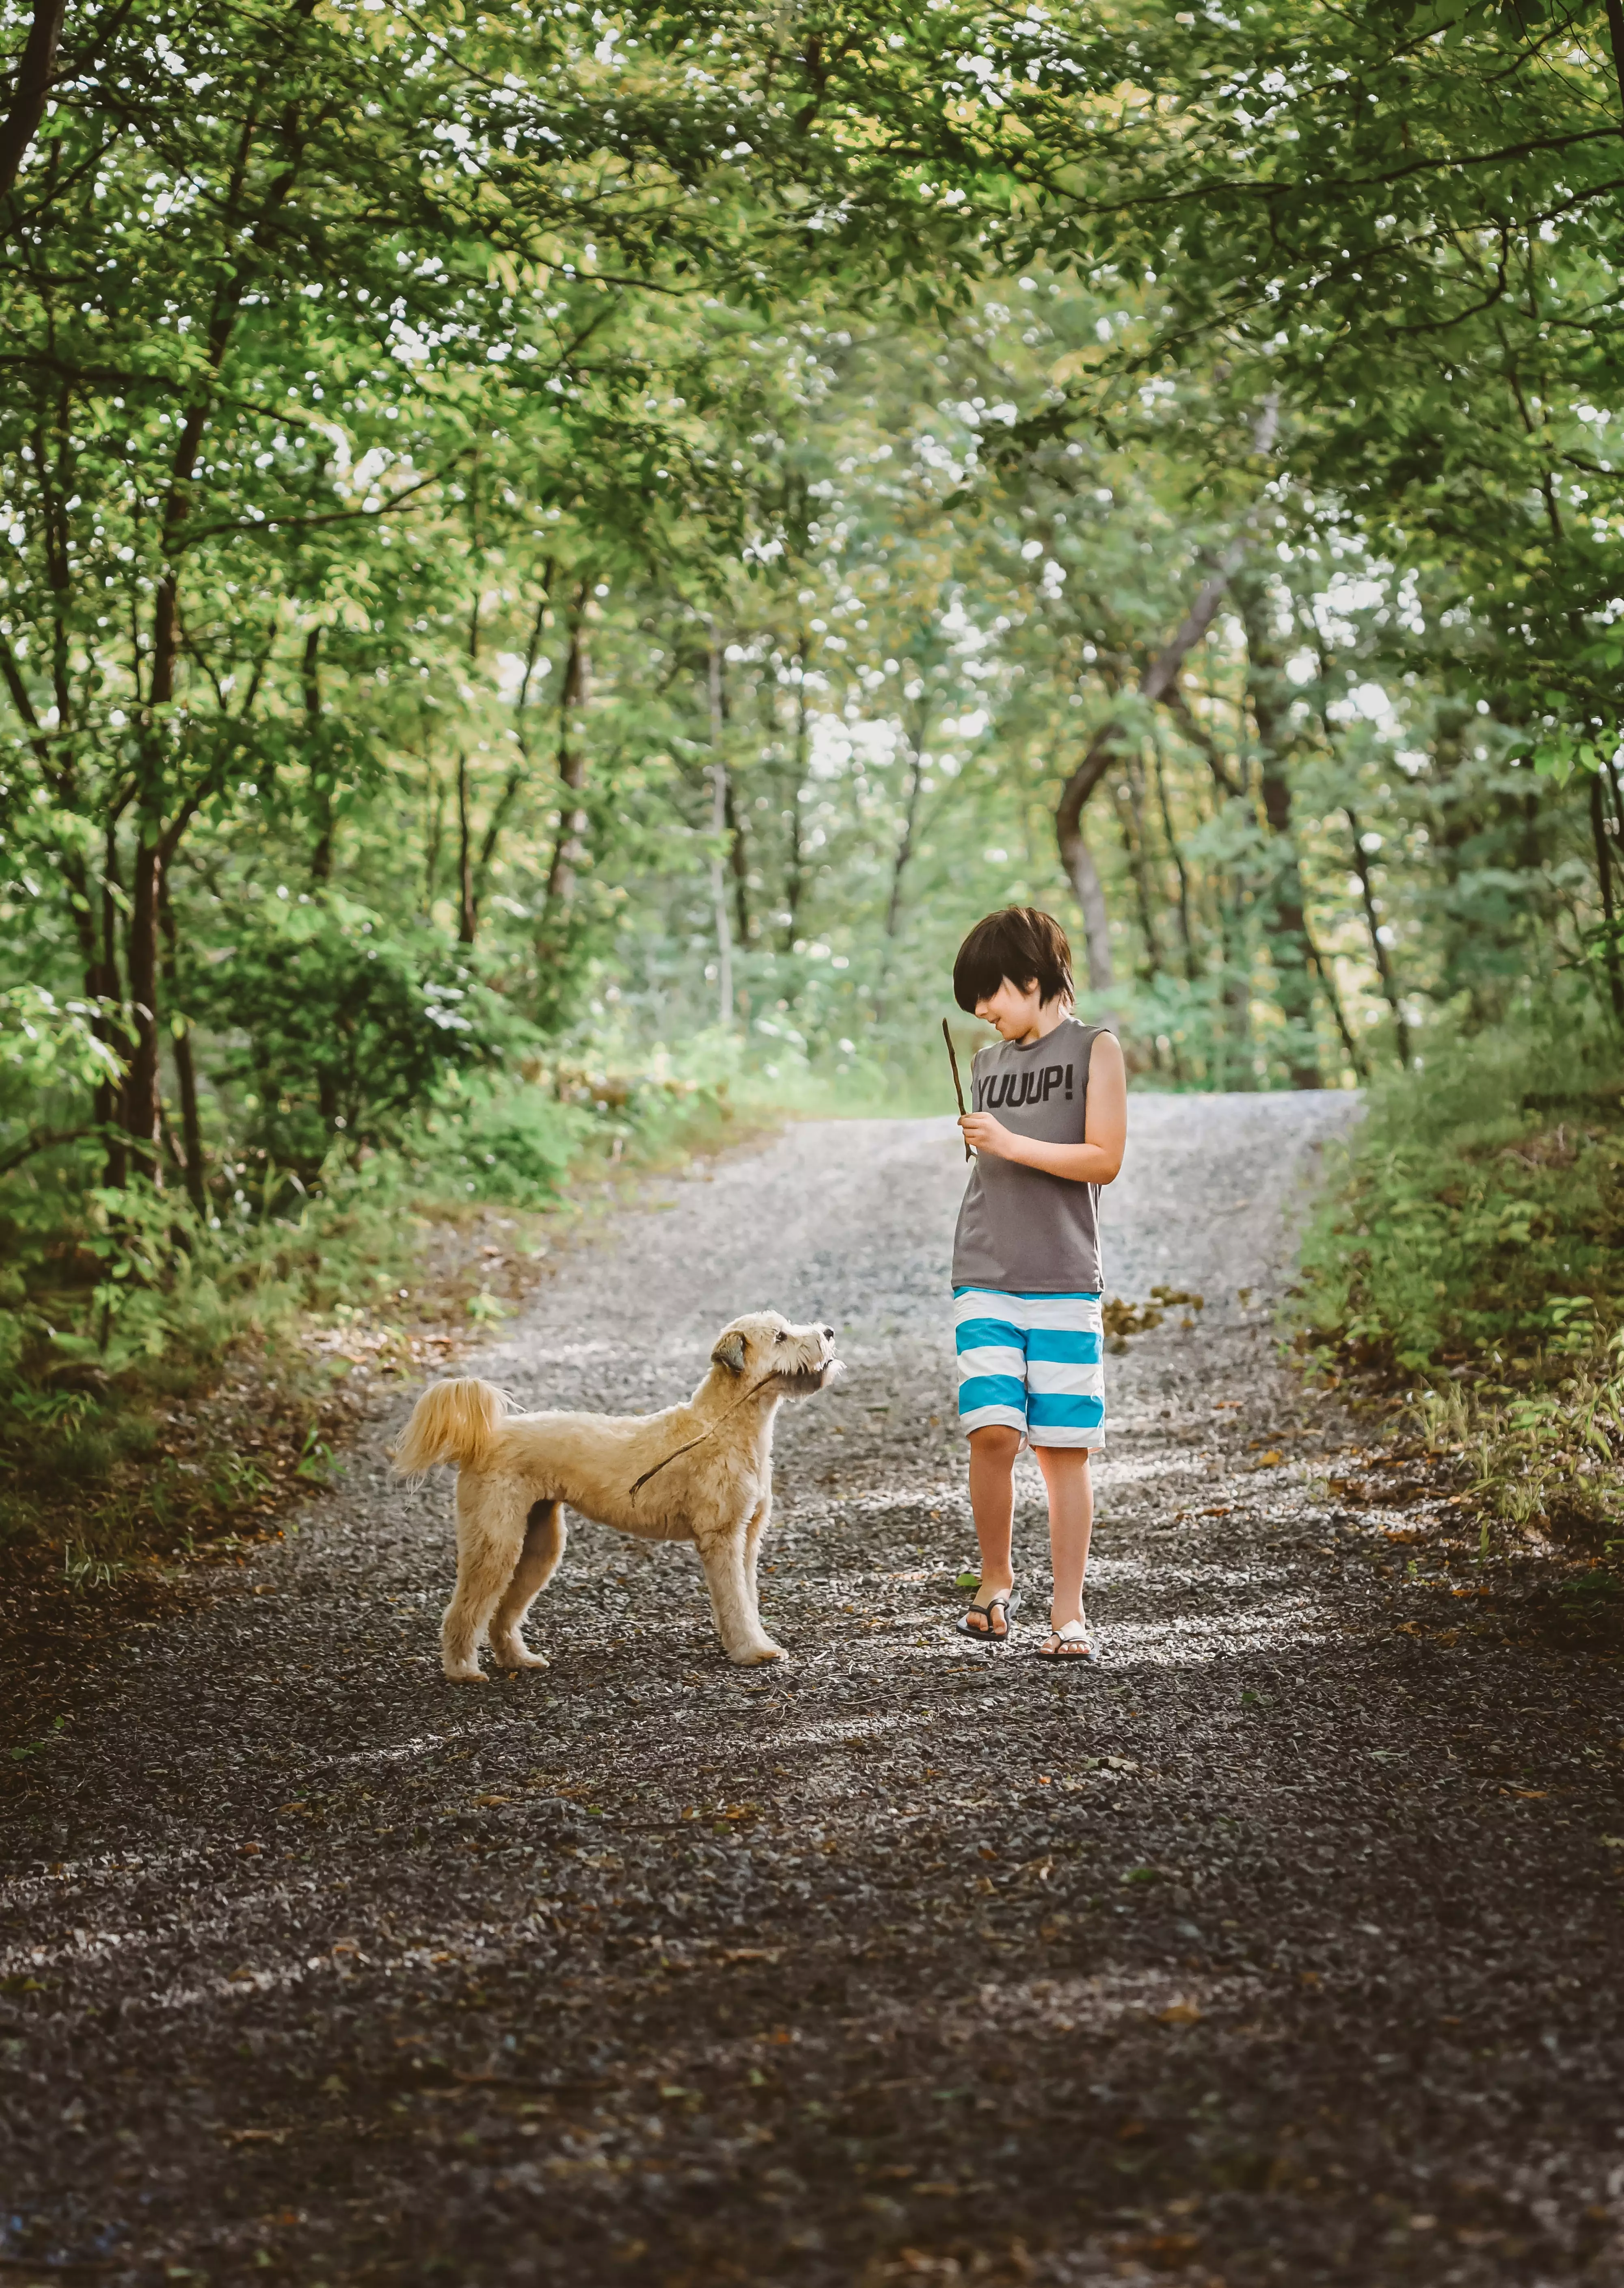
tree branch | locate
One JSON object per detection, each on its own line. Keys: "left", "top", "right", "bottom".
{"left": 0, "top": 1122, "right": 100, "bottom": 1177}
{"left": 0, "top": 0, "right": 67, "bottom": 200}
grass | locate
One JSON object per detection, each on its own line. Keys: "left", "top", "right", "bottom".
{"left": 1294, "top": 1008, "right": 1624, "bottom": 1542}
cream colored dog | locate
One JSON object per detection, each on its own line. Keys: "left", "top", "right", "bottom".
{"left": 393, "top": 1310, "right": 842, "bottom": 1679}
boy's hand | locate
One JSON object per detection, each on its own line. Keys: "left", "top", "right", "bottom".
{"left": 959, "top": 1112, "right": 1018, "bottom": 1160}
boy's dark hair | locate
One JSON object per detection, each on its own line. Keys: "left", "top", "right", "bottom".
{"left": 952, "top": 907, "right": 1075, "bottom": 1014}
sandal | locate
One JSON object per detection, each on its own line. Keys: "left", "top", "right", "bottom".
{"left": 1037, "top": 1617, "right": 1094, "bottom": 1660}
{"left": 957, "top": 1586, "right": 1020, "bottom": 1643}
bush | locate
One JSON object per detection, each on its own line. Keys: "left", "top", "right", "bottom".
{"left": 417, "top": 1086, "right": 591, "bottom": 1208}
{"left": 1296, "top": 1011, "right": 1624, "bottom": 1538}
{"left": 1297, "top": 1018, "right": 1624, "bottom": 1377}
{"left": 176, "top": 890, "right": 538, "bottom": 1174}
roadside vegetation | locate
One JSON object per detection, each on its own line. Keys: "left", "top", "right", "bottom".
{"left": 1297, "top": 1006, "right": 1624, "bottom": 1548}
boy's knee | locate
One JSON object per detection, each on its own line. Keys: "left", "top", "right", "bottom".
{"left": 969, "top": 1424, "right": 1023, "bottom": 1465}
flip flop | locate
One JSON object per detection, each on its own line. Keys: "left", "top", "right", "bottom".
{"left": 1037, "top": 1618, "right": 1094, "bottom": 1660}
{"left": 957, "top": 1587, "right": 1020, "bottom": 1643}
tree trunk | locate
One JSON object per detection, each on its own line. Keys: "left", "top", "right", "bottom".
{"left": 885, "top": 729, "right": 926, "bottom": 939}
{"left": 544, "top": 586, "right": 591, "bottom": 911}
{"left": 299, "top": 622, "right": 341, "bottom": 1131}
{"left": 122, "top": 839, "right": 164, "bottom": 1181}
{"left": 454, "top": 585, "right": 481, "bottom": 943}
{"left": 1304, "top": 931, "right": 1368, "bottom": 1081}
{"left": 1116, "top": 749, "right": 1163, "bottom": 982}
{"left": 99, "top": 822, "right": 128, "bottom": 1186}
{"left": 1590, "top": 770, "right": 1624, "bottom": 1022}
{"left": 723, "top": 766, "right": 751, "bottom": 948}
{"left": 474, "top": 571, "right": 552, "bottom": 913}
{"left": 1236, "top": 575, "right": 1321, "bottom": 1089}
{"left": 424, "top": 763, "right": 445, "bottom": 916}
{"left": 781, "top": 638, "right": 810, "bottom": 951}
{"left": 706, "top": 631, "right": 733, "bottom": 1025}
{"left": 304, "top": 627, "right": 333, "bottom": 884}
{"left": 1344, "top": 807, "right": 1413, "bottom": 1062}
{"left": 1202, "top": 749, "right": 1255, "bottom": 1092}
{"left": 1058, "top": 817, "right": 1115, "bottom": 993}
{"left": 159, "top": 881, "right": 207, "bottom": 1214}
{"left": 112, "top": 104, "right": 294, "bottom": 1171}
{"left": 456, "top": 751, "right": 476, "bottom": 945}
{"left": 1151, "top": 733, "right": 1200, "bottom": 982}
{"left": 1218, "top": 888, "right": 1255, "bottom": 1091}
{"left": 0, "top": 0, "right": 66, "bottom": 198}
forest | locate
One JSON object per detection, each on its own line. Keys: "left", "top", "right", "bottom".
{"left": 3, "top": 0, "right": 1623, "bottom": 1561}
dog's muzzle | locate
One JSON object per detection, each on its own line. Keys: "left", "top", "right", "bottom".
{"left": 775, "top": 1347, "right": 843, "bottom": 1396}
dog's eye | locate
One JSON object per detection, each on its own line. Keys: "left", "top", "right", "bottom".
{"left": 775, "top": 1330, "right": 787, "bottom": 1344}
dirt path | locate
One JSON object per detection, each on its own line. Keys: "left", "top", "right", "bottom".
{"left": 6, "top": 1096, "right": 1624, "bottom": 2288}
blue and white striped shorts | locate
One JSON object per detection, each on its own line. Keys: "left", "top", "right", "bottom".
{"left": 953, "top": 1287, "right": 1106, "bottom": 1449}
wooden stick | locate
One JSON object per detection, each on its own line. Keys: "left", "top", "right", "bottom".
{"left": 943, "top": 1019, "right": 974, "bottom": 1160}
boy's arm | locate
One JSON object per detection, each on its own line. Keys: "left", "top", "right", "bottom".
{"left": 957, "top": 1031, "right": 1127, "bottom": 1183}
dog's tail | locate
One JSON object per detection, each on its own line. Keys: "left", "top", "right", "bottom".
{"left": 393, "top": 1378, "right": 509, "bottom": 1475}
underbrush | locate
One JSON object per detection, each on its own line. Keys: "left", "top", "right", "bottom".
{"left": 0, "top": 1058, "right": 742, "bottom": 1586}
{"left": 1295, "top": 1012, "right": 1624, "bottom": 1542}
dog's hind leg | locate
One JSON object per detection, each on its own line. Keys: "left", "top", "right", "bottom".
{"left": 489, "top": 1499, "right": 566, "bottom": 1671}
{"left": 697, "top": 1528, "right": 785, "bottom": 1667}
{"left": 442, "top": 1475, "right": 530, "bottom": 1683}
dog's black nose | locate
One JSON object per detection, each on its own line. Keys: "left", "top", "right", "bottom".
{"left": 822, "top": 1324, "right": 835, "bottom": 1340}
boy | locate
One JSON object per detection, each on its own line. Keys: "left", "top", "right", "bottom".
{"left": 950, "top": 907, "right": 1127, "bottom": 1658}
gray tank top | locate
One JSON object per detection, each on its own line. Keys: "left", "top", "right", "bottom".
{"left": 950, "top": 1016, "right": 1108, "bottom": 1295}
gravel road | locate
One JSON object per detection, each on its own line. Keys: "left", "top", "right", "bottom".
{"left": 6, "top": 1092, "right": 1624, "bottom": 2288}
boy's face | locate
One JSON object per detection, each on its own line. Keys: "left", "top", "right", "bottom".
{"left": 974, "top": 975, "right": 1046, "bottom": 1041}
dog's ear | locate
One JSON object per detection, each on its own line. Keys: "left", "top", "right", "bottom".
{"left": 710, "top": 1329, "right": 748, "bottom": 1375}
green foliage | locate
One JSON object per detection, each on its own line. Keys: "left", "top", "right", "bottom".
{"left": 1298, "top": 1011, "right": 1624, "bottom": 1534}
{"left": 177, "top": 892, "right": 536, "bottom": 1174}
{"left": 1410, "top": 1360, "right": 1624, "bottom": 1540}
{"left": 423, "top": 1089, "right": 591, "bottom": 1212}
{"left": 1299, "top": 1016, "right": 1624, "bottom": 1375}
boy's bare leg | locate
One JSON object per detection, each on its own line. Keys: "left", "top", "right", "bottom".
{"left": 1033, "top": 1445, "right": 1093, "bottom": 1630}
{"left": 966, "top": 1424, "right": 1022, "bottom": 1635}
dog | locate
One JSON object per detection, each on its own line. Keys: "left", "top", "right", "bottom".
{"left": 393, "top": 1311, "right": 843, "bottom": 1679}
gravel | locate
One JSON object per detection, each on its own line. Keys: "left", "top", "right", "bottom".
{"left": 5, "top": 1092, "right": 1624, "bottom": 2288}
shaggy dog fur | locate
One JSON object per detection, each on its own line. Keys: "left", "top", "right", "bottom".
{"left": 393, "top": 1311, "right": 842, "bottom": 1679}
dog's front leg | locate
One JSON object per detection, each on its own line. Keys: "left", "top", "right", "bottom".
{"left": 697, "top": 1527, "right": 785, "bottom": 1666}
{"left": 744, "top": 1491, "right": 771, "bottom": 1622}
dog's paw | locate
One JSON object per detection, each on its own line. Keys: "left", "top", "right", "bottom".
{"left": 495, "top": 1647, "right": 550, "bottom": 1671}
{"left": 443, "top": 1665, "right": 489, "bottom": 1684}
{"left": 732, "top": 1641, "right": 787, "bottom": 1666}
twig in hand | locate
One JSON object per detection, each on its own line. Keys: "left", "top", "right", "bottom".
{"left": 942, "top": 1019, "right": 973, "bottom": 1161}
